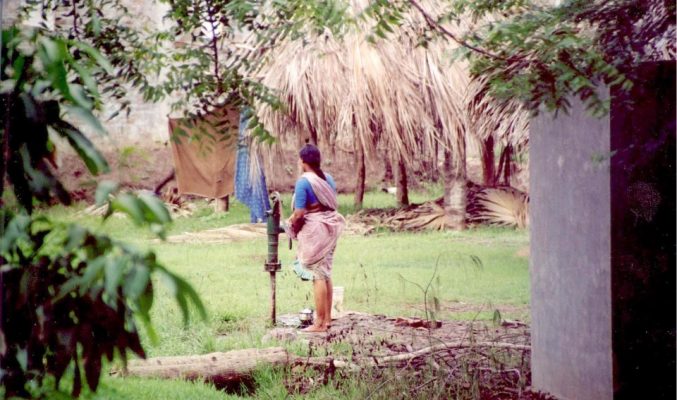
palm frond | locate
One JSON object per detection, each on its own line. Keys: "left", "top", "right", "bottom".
{"left": 474, "top": 188, "right": 529, "bottom": 229}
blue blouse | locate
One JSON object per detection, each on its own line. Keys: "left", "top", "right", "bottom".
{"left": 294, "top": 173, "right": 336, "bottom": 209}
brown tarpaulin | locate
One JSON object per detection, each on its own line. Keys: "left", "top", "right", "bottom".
{"left": 168, "top": 108, "right": 238, "bottom": 199}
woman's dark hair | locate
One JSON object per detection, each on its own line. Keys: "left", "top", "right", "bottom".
{"left": 299, "top": 144, "right": 327, "bottom": 181}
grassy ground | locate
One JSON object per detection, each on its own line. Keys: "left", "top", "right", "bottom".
{"left": 37, "top": 188, "right": 530, "bottom": 399}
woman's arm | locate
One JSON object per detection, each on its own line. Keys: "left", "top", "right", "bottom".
{"left": 290, "top": 178, "right": 308, "bottom": 226}
{"left": 288, "top": 208, "right": 306, "bottom": 225}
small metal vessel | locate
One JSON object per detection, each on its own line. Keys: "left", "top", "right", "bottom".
{"left": 299, "top": 308, "right": 313, "bottom": 326}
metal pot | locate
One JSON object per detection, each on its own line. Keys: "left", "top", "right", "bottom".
{"left": 299, "top": 308, "right": 313, "bottom": 325}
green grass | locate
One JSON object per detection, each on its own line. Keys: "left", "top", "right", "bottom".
{"left": 36, "top": 188, "right": 530, "bottom": 399}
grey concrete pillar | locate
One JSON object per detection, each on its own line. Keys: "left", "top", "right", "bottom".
{"left": 530, "top": 88, "right": 613, "bottom": 400}
{"left": 530, "top": 61, "right": 675, "bottom": 400}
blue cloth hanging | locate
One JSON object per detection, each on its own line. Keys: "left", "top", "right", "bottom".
{"left": 235, "top": 109, "right": 270, "bottom": 222}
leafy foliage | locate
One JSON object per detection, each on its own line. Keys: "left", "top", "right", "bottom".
{"left": 0, "top": 26, "right": 111, "bottom": 211}
{"left": 18, "top": 0, "right": 350, "bottom": 144}
{"left": 0, "top": 26, "right": 204, "bottom": 398}
{"left": 0, "top": 212, "right": 203, "bottom": 397}
{"left": 153, "top": 0, "right": 349, "bottom": 138}
{"left": 19, "top": 0, "right": 164, "bottom": 119}
{"left": 365, "top": 0, "right": 675, "bottom": 115}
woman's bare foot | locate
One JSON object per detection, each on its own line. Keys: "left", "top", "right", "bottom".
{"left": 301, "top": 324, "right": 328, "bottom": 333}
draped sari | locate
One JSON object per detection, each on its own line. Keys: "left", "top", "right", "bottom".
{"left": 288, "top": 172, "right": 345, "bottom": 280}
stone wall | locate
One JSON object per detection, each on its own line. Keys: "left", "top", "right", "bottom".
{"left": 2, "top": 0, "right": 172, "bottom": 145}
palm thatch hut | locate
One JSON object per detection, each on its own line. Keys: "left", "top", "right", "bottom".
{"left": 249, "top": 0, "right": 528, "bottom": 229}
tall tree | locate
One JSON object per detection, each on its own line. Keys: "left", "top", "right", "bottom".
{"left": 395, "top": 157, "right": 410, "bottom": 207}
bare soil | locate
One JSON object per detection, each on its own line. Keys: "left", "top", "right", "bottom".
{"left": 53, "top": 141, "right": 526, "bottom": 203}
{"left": 277, "top": 312, "right": 554, "bottom": 399}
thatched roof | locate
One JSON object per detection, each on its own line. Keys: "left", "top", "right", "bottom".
{"left": 249, "top": 0, "right": 529, "bottom": 166}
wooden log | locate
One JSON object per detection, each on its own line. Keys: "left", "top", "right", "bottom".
{"left": 112, "top": 342, "right": 529, "bottom": 387}
{"left": 112, "top": 347, "right": 290, "bottom": 389}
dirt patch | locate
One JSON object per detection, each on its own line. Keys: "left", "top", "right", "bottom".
{"left": 303, "top": 312, "right": 529, "bottom": 359}
{"left": 273, "top": 312, "right": 553, "bottom": 399}
{"left": 54, "top": 140, "right": 527, "bottom": 205}
{"left": 55, "top": 142, "right": 175, "bottom": 203}
{"left": 161, "top": 221, "right": 373, "bottom": 244}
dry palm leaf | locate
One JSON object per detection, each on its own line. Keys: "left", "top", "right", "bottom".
{"left": 474, "top": 188, "right": 529, "bottom": 229}
{"left": 348, "top": 197, "right": 464, "bottom": 232}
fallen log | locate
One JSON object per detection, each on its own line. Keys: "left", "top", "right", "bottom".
{"left": 111, "top": 347, "right": 290, "bottom": 390}
{"left": 111, "top": 342, "right": 530, "bottom": 388}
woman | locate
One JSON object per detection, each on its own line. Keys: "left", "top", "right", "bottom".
{"left": 287, "top": 144, "right": 345, "bottom": 332}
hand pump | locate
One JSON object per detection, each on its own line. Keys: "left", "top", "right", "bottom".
{"left": 264, "top": 192, "right": 284, "bottom": 326}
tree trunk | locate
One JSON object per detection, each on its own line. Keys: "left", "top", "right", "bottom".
{"left": 383, "top": 153, "right": 393, "bottom": 184}
{"left": 308, "top": 124, "right": 318, "bottom": 146}
{"left": 214, "top": 195, "right": 229, "bottom": 212}
{"left": 495, "top": 144, "right": 513, "bottom": 186}
{"left": 502, "top": 144, "right": 513, "bottom": 186}
{"left": 442, "top": 148, "right": 466, "bottom": 230}
{"left": 430, "top": 142, "right": 440, "bottom": 183}
{"left": 481, "top": 136, "right": 496, "bottom": 187}
{"left": 395, "top": 156, "right": 409, "bottom": 207}
{"left": 354, "top": 144, "right": 365, "bottom": 210}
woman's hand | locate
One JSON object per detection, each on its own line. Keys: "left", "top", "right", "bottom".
{"left": 288, "top": 208, "right": 306, "bottom": 225}
{"left": 288, "top": 208, "right": 306, "bottom": 234}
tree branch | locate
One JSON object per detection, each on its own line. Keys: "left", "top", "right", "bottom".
{"left": 72, "top": 0, "right": 80, "bottom": 39}
{"left": 407, "top": 0, "right": 505, "bottom": 61}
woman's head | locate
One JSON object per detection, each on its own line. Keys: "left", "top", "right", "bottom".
{"left": 299, "top": 144, "right": 326, "bottom": 180}
{"left": 299, "top": 144, "right": 321, "bottom": 166}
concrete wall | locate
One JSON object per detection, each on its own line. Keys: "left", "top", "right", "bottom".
{"left": 2, "top": 0, "right": 171, "bottom": 144}
{"left": 529, "top": 94, "right": 613, "bottom": 400}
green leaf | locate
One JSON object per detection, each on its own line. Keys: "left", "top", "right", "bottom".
{"left": 157, "top": 268, "right": 206, "bottom": 325}
{"left": 158, "top": 269, "right": 178, "bottom": 297}
{"left": 55, "top": 121, "right": 109, "bottom": 174}
{"left": 124, "top": 264, "right": 150, "bottom": 300}
{"left": 104, "top": 257, "right": 126, "bottom": 300}
{"left": 69, "top": 61, "right": 100, "bottom": 98}
{"left": 18, "top": 93, "right": 38, "bottom": 122}
{"left": 138, "top": 286, "right": 154, "bottom": 317}
{"left": 63, "top": 104, "right": 107, "bottom": 135}
{"left": 64, "top": 224, "right": 87, "bottom": 252}
{"left": 80, "top": 256, "right": 107, "bottom": 289}
{"left": 70, "top": 41, "right": 115, "bottom": 75}
{"left": 10, "top": 54, "right": 25, "bottom": 86}
{"left": 175, "top": 275, "right": 207, "bottom": 323}
{"left": 68, "top": 83, "right": 93, "bottom": 109}
{"left": 37, "top": 37, "right": 72, "bottom": 102}
{"left": 0, "top": 214, "right": 31, "bottom": 253}
{"left": 138, "top": 193, "right": 172, "bottom": 224}
{"left": 138, "top": 313, "right": 158, "bottom": 344}
{"left": 95, "top": 181, "right": 119, "bottom": 206}
{"left": 16, "top": 348, "right": 28, "bottom": 372}
{"left": 111, "top": 193, "right": 145, "bottom": 224}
